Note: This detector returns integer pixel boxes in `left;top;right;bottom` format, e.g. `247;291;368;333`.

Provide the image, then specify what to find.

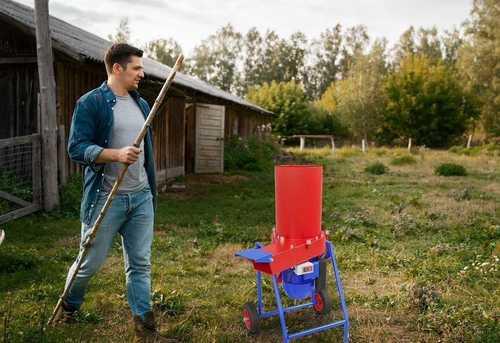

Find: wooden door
195;103;225;174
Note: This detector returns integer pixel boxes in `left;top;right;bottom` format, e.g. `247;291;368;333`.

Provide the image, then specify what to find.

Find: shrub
224;136;279;172
58;173;83;216
365;162;387;175
435;163;467;176
391;155;417;166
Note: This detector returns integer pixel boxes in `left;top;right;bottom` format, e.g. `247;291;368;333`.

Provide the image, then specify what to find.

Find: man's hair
104;43;143;74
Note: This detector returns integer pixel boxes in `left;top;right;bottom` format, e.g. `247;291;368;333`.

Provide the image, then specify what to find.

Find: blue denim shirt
67;81;157;225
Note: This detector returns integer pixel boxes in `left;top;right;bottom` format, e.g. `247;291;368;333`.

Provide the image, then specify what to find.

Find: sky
15;0;472;54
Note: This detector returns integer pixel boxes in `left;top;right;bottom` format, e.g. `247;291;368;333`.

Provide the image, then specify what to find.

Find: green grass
1;147;499;342
390;154;417;166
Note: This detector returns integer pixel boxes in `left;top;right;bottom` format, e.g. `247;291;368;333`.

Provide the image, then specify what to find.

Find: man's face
113;55;144;90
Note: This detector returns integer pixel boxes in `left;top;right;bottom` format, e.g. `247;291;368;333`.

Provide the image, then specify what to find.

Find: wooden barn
0;0;272;222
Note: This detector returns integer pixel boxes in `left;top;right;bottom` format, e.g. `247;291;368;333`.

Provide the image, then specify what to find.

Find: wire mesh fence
0;134;41;223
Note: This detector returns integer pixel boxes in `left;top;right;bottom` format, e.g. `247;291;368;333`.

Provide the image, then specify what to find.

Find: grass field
1;147;498;342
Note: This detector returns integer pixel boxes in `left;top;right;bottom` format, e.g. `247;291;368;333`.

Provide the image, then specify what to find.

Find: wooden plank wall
55;61;106;177
0;17;39;139
0;64;38;139
184;104;196;174
151;95;185;179
167;96;185;169
224;103;271;139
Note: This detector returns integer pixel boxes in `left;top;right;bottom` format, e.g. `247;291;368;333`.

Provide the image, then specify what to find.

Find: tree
247;81;311;136
241;29;308;93
394;26;416;64
316;40;388;141
108;17;130;43
458;0;500;137
144;38;183;66
380;55;478;147
442;28;464;65
338;25;370;79
189;24;243;92
305;25;343;99
242;27;264;91
280;31;308;83
415;27;442;62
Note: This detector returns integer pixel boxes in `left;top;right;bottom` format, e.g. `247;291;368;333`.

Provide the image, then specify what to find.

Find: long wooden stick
48;55;184;326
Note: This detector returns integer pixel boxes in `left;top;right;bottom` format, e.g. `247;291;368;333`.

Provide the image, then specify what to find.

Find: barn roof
0;0;273;115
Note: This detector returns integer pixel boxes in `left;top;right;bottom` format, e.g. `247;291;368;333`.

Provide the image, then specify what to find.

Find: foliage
58;173;83;217
247;81;311;136
144;38;183;67
435;163;467;176
458;0;500;137
107;17;130;44
379;55;478;147
187;24;243;93
364;162;387;175
316;40;388;141
224;136;279;172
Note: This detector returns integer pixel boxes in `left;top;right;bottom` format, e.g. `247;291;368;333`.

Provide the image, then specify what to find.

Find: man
64;43;171;342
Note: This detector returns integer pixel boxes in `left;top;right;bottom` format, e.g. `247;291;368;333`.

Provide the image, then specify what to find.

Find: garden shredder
236;165;349;342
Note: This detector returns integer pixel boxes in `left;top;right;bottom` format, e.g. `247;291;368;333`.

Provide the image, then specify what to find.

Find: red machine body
253;165;327;275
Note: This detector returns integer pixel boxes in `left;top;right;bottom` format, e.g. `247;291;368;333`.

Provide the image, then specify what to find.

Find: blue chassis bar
253;241;350;342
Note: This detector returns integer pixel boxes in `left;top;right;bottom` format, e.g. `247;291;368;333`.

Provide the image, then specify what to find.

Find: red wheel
313;289;332;315
243;302;260;334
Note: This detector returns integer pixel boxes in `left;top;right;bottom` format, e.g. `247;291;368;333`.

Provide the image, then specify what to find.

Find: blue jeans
65;185;154;318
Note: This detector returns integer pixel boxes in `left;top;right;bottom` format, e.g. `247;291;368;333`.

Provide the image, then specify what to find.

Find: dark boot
59;301;78;324
133;312;176;343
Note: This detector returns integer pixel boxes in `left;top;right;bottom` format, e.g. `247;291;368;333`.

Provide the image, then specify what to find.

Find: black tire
243;302;260;334
313;289;333;315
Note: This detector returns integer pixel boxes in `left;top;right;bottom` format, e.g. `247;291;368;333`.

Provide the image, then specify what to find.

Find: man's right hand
117;146;141;164
95;146;141;165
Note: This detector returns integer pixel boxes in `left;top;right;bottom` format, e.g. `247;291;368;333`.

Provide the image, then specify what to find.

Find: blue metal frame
253;241;349;342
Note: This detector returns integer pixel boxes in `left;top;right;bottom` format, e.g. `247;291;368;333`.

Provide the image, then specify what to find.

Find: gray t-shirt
102;93;148;193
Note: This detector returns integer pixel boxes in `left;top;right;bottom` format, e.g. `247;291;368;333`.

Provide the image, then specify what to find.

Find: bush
391;155;417;165
365;162;387;175
58;173;83;216
224;136;279;172
435;163;467;176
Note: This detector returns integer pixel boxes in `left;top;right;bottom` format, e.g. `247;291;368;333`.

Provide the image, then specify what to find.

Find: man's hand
117;146;141;164
95;146;141;165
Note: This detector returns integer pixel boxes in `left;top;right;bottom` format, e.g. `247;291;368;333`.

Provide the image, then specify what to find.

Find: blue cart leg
271;275;290;343
255;242;265;315
327;241;350;342
256;271;264;315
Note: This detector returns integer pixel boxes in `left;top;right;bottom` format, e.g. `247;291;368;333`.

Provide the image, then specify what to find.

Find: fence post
32;135;42;206
408;138;412;152
330;136;335;154
300;136;305;151
35;0;59;210
466;135;472;149
362;139;366;153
